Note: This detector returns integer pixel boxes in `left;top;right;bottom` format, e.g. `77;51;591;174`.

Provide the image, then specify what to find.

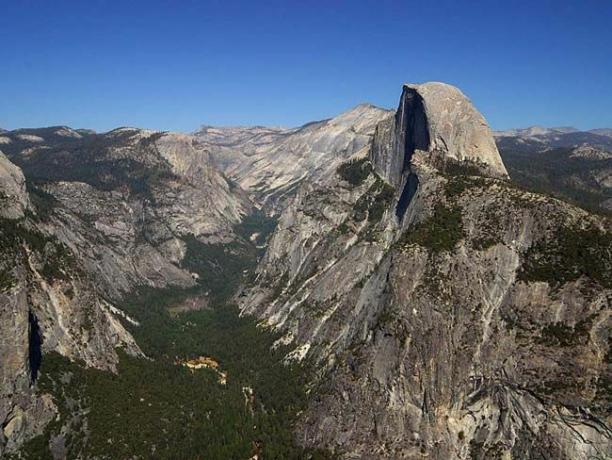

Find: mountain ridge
237;82;611;459
1;82;610;459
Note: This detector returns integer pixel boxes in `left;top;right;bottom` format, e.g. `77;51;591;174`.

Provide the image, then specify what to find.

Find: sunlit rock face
0;127;253;454
404;82;507;176
238;82;611;459
196;103;393;213
371;82;507;216
0;151;29;219
1;81;610;459
0;154;142;455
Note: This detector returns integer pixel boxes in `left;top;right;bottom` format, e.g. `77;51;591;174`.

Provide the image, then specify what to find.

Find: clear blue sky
1;0;611;132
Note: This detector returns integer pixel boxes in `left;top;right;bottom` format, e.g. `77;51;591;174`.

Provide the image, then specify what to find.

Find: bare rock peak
371;82;508;191
404;82;508;176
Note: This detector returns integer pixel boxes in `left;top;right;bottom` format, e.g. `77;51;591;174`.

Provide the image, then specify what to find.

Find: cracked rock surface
1;83;610;459
238;83;612;459
0;128;252;454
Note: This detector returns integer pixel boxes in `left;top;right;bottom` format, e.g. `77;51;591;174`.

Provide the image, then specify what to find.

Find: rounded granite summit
405;82;508;177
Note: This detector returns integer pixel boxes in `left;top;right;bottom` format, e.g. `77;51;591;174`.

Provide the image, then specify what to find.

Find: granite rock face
196;104;392;212
371;83;507;189
0;128;253;454
0;159;141;455
0;151;29;219
238;83;611;459
2;128;253;299
405;83;507;177
1;82;611;459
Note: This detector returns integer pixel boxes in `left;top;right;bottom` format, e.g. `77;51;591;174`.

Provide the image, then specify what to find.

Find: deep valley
1;82;610;460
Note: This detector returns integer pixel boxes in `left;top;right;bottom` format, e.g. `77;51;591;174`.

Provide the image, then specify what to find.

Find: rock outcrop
0;156;141;455
0;128;253;454
2;82;610;459
0;151;29;219
197;104;392;212
371;83;507;189
406;82;507;176
238;82;612;459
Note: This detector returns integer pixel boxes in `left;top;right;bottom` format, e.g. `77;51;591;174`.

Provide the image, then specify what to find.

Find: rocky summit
1;83;611;459
239;82;611;459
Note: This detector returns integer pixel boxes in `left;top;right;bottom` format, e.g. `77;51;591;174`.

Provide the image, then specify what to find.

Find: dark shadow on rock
396;173;419;221
28;311;42;382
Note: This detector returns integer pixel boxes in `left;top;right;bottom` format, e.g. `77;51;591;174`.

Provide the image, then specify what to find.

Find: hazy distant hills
494;125;612;151
494;125;612;139
589;127;612;138
492;126;612;213
2;120;610;215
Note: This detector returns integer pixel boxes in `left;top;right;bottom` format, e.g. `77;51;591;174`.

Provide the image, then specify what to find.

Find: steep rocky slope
239;83;612;459
2;84;611;459
196;104;392;212
2;127;253;298
0;128;259;455
0;151;140;455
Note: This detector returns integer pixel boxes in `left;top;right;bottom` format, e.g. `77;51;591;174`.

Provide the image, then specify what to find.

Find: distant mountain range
490;126;612;213
494;126;612;151
495;125;612;138
1;90;611;459
588;128;612;137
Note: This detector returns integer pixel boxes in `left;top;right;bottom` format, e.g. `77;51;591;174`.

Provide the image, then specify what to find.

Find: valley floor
14;287;332;460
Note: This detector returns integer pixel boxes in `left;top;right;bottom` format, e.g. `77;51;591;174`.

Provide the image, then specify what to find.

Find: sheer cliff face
239;83;611;459
0;151;141;453
404;83;507;176
371;83;507;189
2;129;253;299
0;129;253;454
1;83;610;459
0;152;29;219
